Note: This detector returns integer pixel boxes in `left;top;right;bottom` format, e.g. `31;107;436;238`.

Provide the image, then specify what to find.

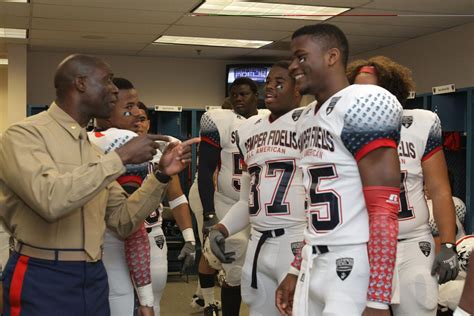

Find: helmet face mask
202;236;223;270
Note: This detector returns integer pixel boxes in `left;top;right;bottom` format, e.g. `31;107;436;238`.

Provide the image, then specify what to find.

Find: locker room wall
350;21;474;94
27;51;237;110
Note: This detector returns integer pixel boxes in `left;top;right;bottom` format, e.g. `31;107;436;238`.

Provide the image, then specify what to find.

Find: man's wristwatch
442;242;457;252
154;169;171;183
204;213;216;221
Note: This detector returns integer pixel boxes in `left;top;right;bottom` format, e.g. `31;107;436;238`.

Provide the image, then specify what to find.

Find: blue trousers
2;252;110;316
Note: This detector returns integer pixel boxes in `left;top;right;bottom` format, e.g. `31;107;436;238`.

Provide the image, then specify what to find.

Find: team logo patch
154;235;165;249
300;272;305;282
419;241;431;257
255;118;262;124
326;96;341;115
291;242;304;256
336;257;354;281
402;116;413;128
292;109;304;121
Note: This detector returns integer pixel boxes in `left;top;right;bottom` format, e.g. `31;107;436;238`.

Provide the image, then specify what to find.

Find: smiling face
108;88;140;132
264;65;300;118
289;34;329;96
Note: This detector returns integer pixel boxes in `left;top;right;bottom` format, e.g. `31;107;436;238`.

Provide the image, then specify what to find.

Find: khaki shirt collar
48;102;87;140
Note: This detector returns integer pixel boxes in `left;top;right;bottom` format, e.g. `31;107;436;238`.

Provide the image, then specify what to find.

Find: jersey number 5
308;165;341;232
248;160;295;216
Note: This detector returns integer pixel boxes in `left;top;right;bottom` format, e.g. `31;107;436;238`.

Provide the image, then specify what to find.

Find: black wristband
442;242;457;252
154;169;171;183
203;213;216;221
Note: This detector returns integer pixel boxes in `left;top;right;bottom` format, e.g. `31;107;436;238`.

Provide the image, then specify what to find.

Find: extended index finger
181;137;201;147
148;134;172;142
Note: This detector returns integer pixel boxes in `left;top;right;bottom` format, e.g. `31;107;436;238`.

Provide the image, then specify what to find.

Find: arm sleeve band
169;194;188;209
290;240;305;272
125;223;151;287
220;172;251;236
364;186;400;305
181;227;196;243
198;141;221;217
136;283;154;307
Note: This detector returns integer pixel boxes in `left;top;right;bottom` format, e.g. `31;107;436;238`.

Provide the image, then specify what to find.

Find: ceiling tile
177;15;313;32
166;25;290;41
331;20;439;38
361;0;474;14
139;43;251;60
31;18;168;35
0;15;29;28
0;2;30;17
330;8;474;28
30;29;157;43
32;4;183;24
32;0;202;12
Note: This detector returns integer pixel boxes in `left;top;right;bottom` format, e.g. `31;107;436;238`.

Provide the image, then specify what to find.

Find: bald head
54;54;110;99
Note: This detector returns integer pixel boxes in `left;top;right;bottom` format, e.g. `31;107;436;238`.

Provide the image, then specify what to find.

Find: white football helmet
457;235;474;272
202;236;223;270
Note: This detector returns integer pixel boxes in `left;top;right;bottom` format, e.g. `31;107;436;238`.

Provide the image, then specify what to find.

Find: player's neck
244;108;258;119
315;76;349;108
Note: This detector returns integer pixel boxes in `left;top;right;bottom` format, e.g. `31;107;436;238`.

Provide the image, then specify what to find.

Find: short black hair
292;23;349;67
230;77;258;94
272;60;291;71
137;101;149;119
112;77;134;90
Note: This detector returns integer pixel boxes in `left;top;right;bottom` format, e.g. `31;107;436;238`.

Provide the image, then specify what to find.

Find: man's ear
327;48;341;67
74;76;87;93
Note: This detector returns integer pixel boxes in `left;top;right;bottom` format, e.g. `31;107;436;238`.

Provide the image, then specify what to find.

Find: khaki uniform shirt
0;102;167;261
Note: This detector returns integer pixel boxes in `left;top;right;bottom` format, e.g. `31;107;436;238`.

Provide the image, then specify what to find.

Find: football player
348;55;459;315
209;61;305;315
276;24;403;316
198;77;263;316
90;78;196;316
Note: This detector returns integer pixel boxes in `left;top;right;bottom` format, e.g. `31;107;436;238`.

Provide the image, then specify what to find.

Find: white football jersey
398;109;443;239
88;128;168;228
200;109;269;205
236;108;307;231
296;85;402;246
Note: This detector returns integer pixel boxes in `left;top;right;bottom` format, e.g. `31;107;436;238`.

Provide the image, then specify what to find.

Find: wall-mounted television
225;63;273;108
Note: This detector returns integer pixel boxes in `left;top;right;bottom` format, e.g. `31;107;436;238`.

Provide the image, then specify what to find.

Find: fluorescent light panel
0;28;27;39
0;59;8;65
194;1;350;21
1;0;28;3
154;35;272;49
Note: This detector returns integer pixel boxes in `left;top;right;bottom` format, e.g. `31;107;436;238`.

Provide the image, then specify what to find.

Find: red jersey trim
94;131;105;138
421;145;442;162
117;175;143;186
201;137;221;149
355;139;397;162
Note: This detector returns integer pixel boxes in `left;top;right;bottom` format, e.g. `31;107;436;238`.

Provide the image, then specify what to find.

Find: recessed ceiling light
0;59;8;65
154;35;272;49
0;28;27;39
193;1;350;21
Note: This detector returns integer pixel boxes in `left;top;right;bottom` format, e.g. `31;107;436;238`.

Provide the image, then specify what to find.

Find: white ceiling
0;0;473;61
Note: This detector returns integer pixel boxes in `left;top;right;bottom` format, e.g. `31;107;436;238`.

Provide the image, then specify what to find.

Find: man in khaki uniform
0;54;198;316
